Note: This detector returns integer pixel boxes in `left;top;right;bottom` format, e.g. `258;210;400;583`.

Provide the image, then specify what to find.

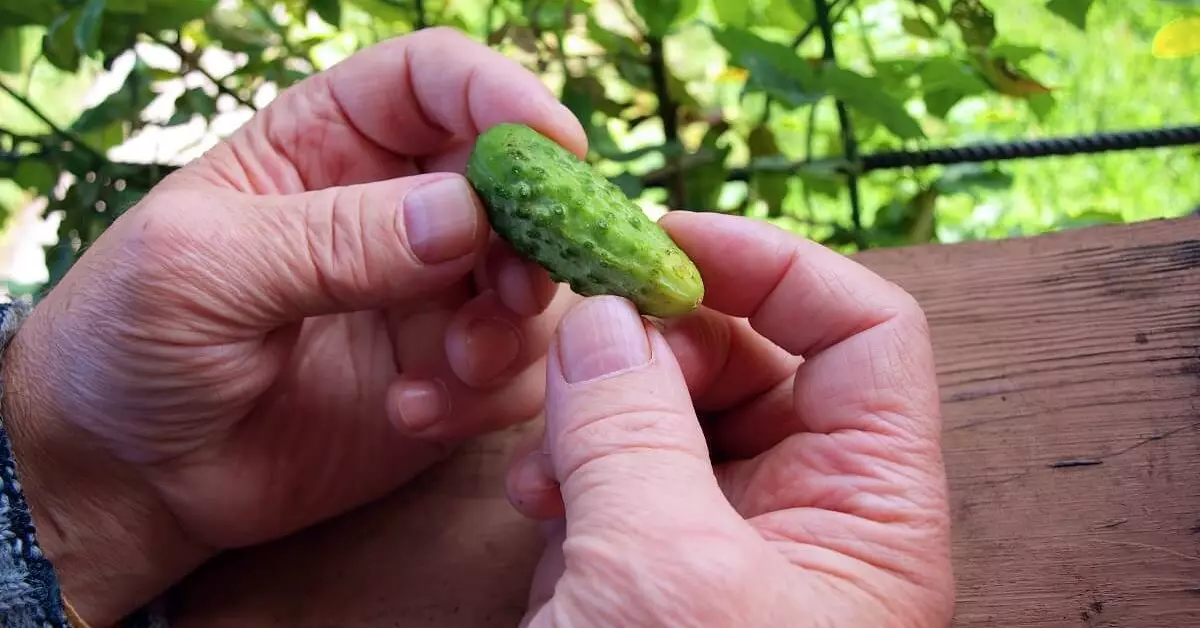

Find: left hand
3;27;582;626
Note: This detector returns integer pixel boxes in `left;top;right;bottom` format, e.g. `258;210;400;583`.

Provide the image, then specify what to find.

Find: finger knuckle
301;188;375;306
559;407;702;476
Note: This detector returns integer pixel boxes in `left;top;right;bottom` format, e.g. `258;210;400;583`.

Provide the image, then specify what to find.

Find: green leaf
681;126;730;211
1027;91;1056;121
747;125;788;216
785;0;815;22
1045;0;1092;30
796;166;843;199
12;159;58;195
309;0;342;26
1055;210;1126;230
609;172;644;199
819;66;926;139
712;26;824;108
143;0;216;28
902;16;938;39
933;164;1013;195
712;0;749;27
912;0;947;22
870;187;939;246
918;56;990;93
755;0;807;31
949;0;996;49
70;58;156;135
166;87;217;126
0;1;59;26
561;75;625;122
43;12;83;72
107;0;148;12
74;0;106;54
634;0;683;37
988;43;1045;64
0;27;26;73
923;88;964;118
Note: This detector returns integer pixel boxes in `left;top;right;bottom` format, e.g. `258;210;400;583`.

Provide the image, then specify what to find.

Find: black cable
862;125;1200;172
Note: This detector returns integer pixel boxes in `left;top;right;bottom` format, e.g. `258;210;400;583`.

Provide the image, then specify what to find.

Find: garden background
0;0;1197;297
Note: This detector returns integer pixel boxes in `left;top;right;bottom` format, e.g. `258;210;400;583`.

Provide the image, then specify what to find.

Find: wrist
1;312;213;627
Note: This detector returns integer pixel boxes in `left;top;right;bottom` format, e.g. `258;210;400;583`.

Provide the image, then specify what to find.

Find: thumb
542;296;736;525
216;172;487;324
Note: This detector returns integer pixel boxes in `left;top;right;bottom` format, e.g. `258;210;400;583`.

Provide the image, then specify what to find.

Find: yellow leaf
1152;17;1200;59
716;66;748;82
973;54;1053;98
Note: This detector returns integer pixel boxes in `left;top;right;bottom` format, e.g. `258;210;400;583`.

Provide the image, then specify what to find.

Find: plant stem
852;0;878;66
415;0;427;28
149;33;258;111
814;0;866;248
647;35;685;208
0;77;106;165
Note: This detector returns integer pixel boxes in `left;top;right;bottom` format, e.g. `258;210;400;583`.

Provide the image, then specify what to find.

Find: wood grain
170;216;1200;627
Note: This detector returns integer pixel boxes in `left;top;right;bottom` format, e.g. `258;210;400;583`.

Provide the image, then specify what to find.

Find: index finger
658;211;941;447
326;27;587;159
197;27;587;193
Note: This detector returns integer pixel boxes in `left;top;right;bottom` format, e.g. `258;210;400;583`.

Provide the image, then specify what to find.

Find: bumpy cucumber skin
466;123;705;318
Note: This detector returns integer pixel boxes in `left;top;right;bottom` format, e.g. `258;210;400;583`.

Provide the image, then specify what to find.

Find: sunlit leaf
784;0;815;23
911;0;947;23
634;0;683;36
818;66;926;139
70;58;156;135
1055;209;1126;230
902;16;938;39
712;0;749;27
0;27;27;73
711;26;824;107
1152;17;1200;59
309;0;342;27
1045;0;1093;31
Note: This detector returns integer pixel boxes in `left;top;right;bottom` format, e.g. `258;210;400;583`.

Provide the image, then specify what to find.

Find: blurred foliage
0;0;1198;296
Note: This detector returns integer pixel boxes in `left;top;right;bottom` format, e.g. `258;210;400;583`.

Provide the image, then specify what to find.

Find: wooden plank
169;216;1200;627
852;217;1200;627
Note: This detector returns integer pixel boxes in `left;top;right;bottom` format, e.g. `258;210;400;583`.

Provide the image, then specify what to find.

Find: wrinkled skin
505;213;955;627
3;25;954;628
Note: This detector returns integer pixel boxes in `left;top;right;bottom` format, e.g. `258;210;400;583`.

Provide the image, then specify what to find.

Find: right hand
505;212;955;627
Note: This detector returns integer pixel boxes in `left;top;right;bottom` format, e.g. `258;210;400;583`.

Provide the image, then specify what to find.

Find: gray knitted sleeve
0;300;171;628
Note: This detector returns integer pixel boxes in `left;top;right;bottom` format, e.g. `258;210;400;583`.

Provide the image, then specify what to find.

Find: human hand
505;212;955;627
2;27;583;626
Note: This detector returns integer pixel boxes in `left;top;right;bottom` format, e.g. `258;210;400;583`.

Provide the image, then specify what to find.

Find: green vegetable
466;123;705;318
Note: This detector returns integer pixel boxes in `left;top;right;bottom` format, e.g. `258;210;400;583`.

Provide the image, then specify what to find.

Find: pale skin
2;26;953;628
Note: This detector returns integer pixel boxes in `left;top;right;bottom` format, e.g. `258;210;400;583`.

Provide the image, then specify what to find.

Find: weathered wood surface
170;216;1200;627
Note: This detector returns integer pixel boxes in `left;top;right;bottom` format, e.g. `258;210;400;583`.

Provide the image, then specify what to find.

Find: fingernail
557;296;650;384
498;258;555;317
393;380;449;433
465;317;521;383
403;177;480;264
514;450;555;497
